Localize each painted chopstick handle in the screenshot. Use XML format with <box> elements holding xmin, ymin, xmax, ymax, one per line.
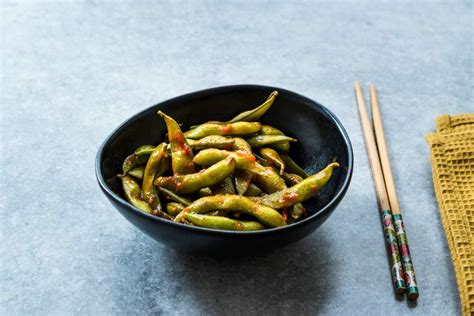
<box><xmin>393</xmin><ymin>214</ymin><xmax>419</xmax><ymax>300</ymax></box>
<box><xmin>382</xmin><ymin>209</ymin><xmax>406</xmax><ymax>294</ymax></box>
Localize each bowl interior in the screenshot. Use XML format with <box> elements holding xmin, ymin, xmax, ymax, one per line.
<box><xmin>99</xmin><ymin>85</ymin><xmax>352</xmax><ymax>223</ymax></box>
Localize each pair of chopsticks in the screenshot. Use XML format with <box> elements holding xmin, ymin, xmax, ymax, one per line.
<box><xmin>354</xmin><ymin>81</ymin><xmax>419</xmax><ymax>300</ymax></box>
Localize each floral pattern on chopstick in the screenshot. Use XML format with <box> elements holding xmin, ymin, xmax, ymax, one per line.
<box><xmin>393</xmin><ymin>214</ymin><xmax>419</xmax><ymax>299</ymax></box>
<box><xmin>382</xmin><ymin>209</ymin><xmax>406</xmax><ymax>293</ymax></box>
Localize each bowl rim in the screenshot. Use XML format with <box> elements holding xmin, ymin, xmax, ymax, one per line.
<box><xmin>95</xmin><ymin>84</ymin><xmax>353</xmax><ymax>236</ymax></box>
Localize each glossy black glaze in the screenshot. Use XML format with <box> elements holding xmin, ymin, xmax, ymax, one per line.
<box><xmin>96</xmin><ymin>85</ymin><xmax>353</xmax><ymax>255</ymax></box>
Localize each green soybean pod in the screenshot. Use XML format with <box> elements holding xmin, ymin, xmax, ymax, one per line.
<box><xmin>141</xmin><ymin>143</ymin><xmax>167</xmax><ymax>212</ymax></box>
<box><xmin>282</xmin><ymin>172</ymin><xmax>304</xmax><ymax>185</ymax></box>
<box><xmin>289</xmin><ymin>203</ymin><xmax>306</xmax><ymax>220</ymax></box>
<box><xmin>122</xmin><ymin>175</ymin><xmax>153</xmax><ymax>213</ymax></box>
<box><xmin>260</xmin><ymin>147</ymin><xmax>285</xmax><ymax>175</ymax></box>
<box><xmin>246</xmin><ymin>135</ymin><xmax>297</xmax><ymax>148</ymax></box>
<box><xmin>128</xmin><ymin>166</ymin><xmax>144</xmax><ymax>179</ymax></box>
<box><xmin>260</xmin><ymin>125</ymin><xmax>290</xmax><ymax>152</ymax></box>
<box><xmin>206</xmin><ymin>210</ymin><xmax>228</xmax><ymax>217</ymax></box>
<box><xmin>189</xmin><ymin>91</ymin><xmax>278</xmax><ymax>129</ymax></box>
<box><xmin>228</xmin><ymin>91</ymin><xmax>278</xmax><ymax>123</ymax></box>
<box><xmin>122</xmin><ymin>175</ymin><xmax>172</xmax><ymax>220</ymax></box>
<box><xmin>193</xmin><ymin>149</ymin><xmax>286</xmax><ymax>193</ymax></box>
<box><xmin>122</xmin><ymin>145</ymin><xmax>156</xmax><ymax>174</ymax></box>
<box><xmin>166</xmin><ymin>202</ymin><xmax>185</xmax><ymax>217</ymax></box>
<box><xmin>184</xmin><ymin>122</ymin><xmax>261</xmax><ymax>139</ymax></box>
<box><xmin>244</xmin><ymin>183</ymin><xmax>263</xmax><ymax>197</ymax></box>
<box><xmin>154</xmin><ymin>156</ymin><xmax>236</xmax><ymax>194</ymax></box>
<box><xmin>234</xmin><ymin>169</ymin><xmax>254</xmax><ymax>195</ymax></box>
<box><xmin>156</xmin><ymin>154</ymin><xmax>171</xmax><ymax>177</ymax></box>
<box><xmin>134</xmin><ymin>145</ymin><xmax>156</xmax><ymax>156</ymax></box>
<box><xmin>159</xmin><ymin>111</ymin><xmax>195</xmax><ymax>175</ymax></box>
<box><xmin>231</xmin><ymin>137</ymin><xmax>252</xmax><ymax>153</ymax></box>
<box><xmin>175</xmin><ymin>195</ymin><xmax>286</xmax><ymax>228</ymax></box>
<box><xmin>184</xmin><ymin>213</ymin><xmax>265</xmax><ymax>231</ymax></box>
<box><xmin>212</xmin><ymin>177</ymin><xmax>236</xmax><ymax>195</ymax></box>
<box><xmin>157</xmin><ymin>187</ymin><xmax>192</xmax><ymax>206</ymax></box>
<box><xmin>189</xmin><ymin>120</ymin><xmax>227</xmax><ymax>130</ymax></box>
<box><xmin>198</xmin><ymin>187</ymin><xmax>213</xmax><ymax>197</ymax></box>
<box><xmin>186</xmin><ymin>136</ymin><xmax>235</xmax><ymax>149</ymax></box>
<box><xmin>253</xmin><ymin>162</ymin><xmax>339</xmax><ymax>209</ymax></box>
<box><xmin>280</xmin><ymin>153</ymin><xmax>309</xmax><ymax>178</ymax></box>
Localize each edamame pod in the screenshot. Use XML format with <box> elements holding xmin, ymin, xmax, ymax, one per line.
<box><xmin>206</xmin><ymin>210</ymin><xmax>228</xmax><ymax>216</ymax></box>
<box><xmin>128</xmin><ymin>166</ymin><xmax>144</xmax><ymax>179</ymax></box>
<box><xmin>212</xmin><ymin>177</ymin><xmax>236</xmax><ymax>195</ymax></box>
<box><xmin>252</xmin><ymin>162</ymin><xmax>339</xmax><ymax>209</ymax></box>
<box><xmin>157</xmin><ymin>187</ymin><xmax>192</xmax><ymax>206</ymax></box>
<box><xmin>193</xmin><ymin>149</ymin><xmax>286</xmax><ymax>193</ymax></box>
<box><xmin>244</xmin><ymin>183</ymin><xmax>263</xmax><ymax>196</ymax></box>
<box><xmin>184</xmin><ymin>213</ymin><xmax>265</xmax><ymax>231</ymax></box>
<box><xmin>189</xmin><ymin>121</ymin><xmax>223</xmax><ymax>130</ymax></box>
<box><xmin>246</xmin><ymin>135</ymin><xmax>296</xmax><ymax>148</ymax></box>
<box><xmin>198</xmin><ymin>187</ymin><xmax>213</xmax><ymax>197</ymax></box>
<box><xmin>234</xmin><ymin>169</ymin><xmax>254</xmax><ymax>195</ymax></box>
<box><xmin>184</xmin><ymin>122</ymin><xmax>261</xmax><ymax>139</ymax></box>
<box><xmin>122</xmin><ymin>175</ymin><xmax>152</xmax><ymax>213</ymax></box>
<box><xmin>156</xmin><ymin>154</ymin><xmax>171</xmax><ymax>177</ymax></box>
<box><xmin>260</xmin><ymin>148</ymin><xmax>285</xmax><ymax>175</ymax></box>
<box><xmin>282</xmin><ymin>172</ymin><xmax>304</xmax><ymax>185</ymax></box>
<box><xmin>260</xmin><ymin>125</ymin><xmax>290</xmax><ymax>151</ymax></box>
<box><xmin>175</xmin><ymin>195</ymin><xmax>286</xmax><ymax>227</ymax></box>
<box><xmin>280</xmin><ymin>153</ymin><xmax>309</xmax><ymax>178</ymax></box>
<box><xmin>142</xmin><ymin>143</ymin><xmax>167</xmax><ymax>211</ymax></box>
<box><xmin>189</xmin><ymin>91</ymin><xmax>278</xmax><ymax>129</ymax></box>
<box><xmin>289</xmin><ymin>203</ymin><xmax>306</xmax><ymax>220</ymax></box>
<box><xmin>122</xmin><ymin>145</ymin><xmax>155</xmax><ymax>174</ymax></box>
<box><xmin>253</xmin><ymin>153</ymin><xmax>271</xmax><ymax>167</ymax></box>
<box><xmin>166</xmin><ymin>202</ymin><xmax>185</xmax><ymax>216</ymax></box>
<box><xmin>158</xmin><ymin>111</ymin><xmax>195</xmax><ymax>175</ymax></box>
<box><xmin>186</xmin><ymin>135</ymin><xmax>235</xmax><ymax>149</ymax></box>
<box><xmin>121</xmin><ymin>175</ymin><xmax>172</xmax><ymax>219</ymax></box>
<box><xmin>231</xmin><ymin>137</ymin><xmax>252</xmax><ymax>153</ymax></box>
<box><xmin>134</xmin><ymin>145</ymin><xmax>156</xmax><ymax>156</ymax></box>
<box><xmin>228</xmin><ymin>91</ymin><xmax>278</xmax><ymax>123</ymax></box>
<box><xmin>154</xmin><ymin>156</ymin><xmax>236</xmax><ymax>194</ymax></box>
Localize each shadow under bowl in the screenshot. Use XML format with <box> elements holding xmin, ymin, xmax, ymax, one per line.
<box><xmin>96</xmin><ymin>84</ymin><xmax>353</xmax><ymax>255</ymax></box>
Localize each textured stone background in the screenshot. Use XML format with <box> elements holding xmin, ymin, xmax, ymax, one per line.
<box><xmin>2</xmin><ymin>1</ymin><xmax>472</xmax><ymax>315</ymax></box>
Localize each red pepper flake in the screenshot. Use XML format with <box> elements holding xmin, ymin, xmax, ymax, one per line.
<box><xmin>236</xmin><ymin>151</ymin><xmax>256</xmax><ymax>162</ymax></box>
<box><xmin>180</xmin><ymin>144</ymin><xmax>191</xmax><ymax>156</ymax></box>
<box><xmin>221</xmin><ymin>125</ymin><xmax>232</xmax><ymax>134</ymax></box>
<box><xmin>175</xmin><ymin>133</ymin><xmax>185</xmax><ymax>144</ymax></box>
<box><xmin>282</xmin><ymin>209</ymin><xmax>288</xmax><ymax>222</ymax></box>
<box><xmin>286</xmin><ymin>192</ymin><xmax>298</xmax><ymax>200</ymax></box>
<box><xmin>279</xmin><ymin>191</ymin><xmax>299</xmax><ymax>205</ymax></box>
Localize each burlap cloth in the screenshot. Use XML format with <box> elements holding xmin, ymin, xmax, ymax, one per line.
<box><xmin>426</xmin><ymin>114</ymin><xmax>474</xmax><ymax>315</ymax></box>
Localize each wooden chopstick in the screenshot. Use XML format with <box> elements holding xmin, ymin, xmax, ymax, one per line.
<box><xmin>370</xmin><ymin>85</ymin><xmax>419</xmax><ymax>300</ymax></box>
<box><xmin>354</xmin><ymin>81</ymin><xmax>406</xmax><ymax>295</ymax></box>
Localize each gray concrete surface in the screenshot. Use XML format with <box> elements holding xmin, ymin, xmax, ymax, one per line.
<box><xmin>2</xmin><ymin>1</ymin><xmax>472</xmax><ymax>315</ymax></box>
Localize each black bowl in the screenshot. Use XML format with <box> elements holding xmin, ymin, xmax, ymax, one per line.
<box><xmin>96</xmin><ymin>85</ymin><xmax>353</xmax><ymax>255</ymax></box>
